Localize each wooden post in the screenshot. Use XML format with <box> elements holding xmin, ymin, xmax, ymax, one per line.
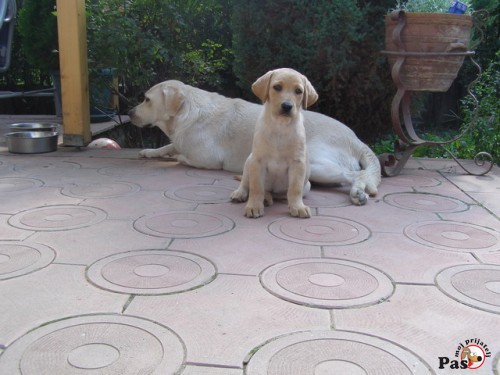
<box><xmin>56</xmin><ymin>0</ymin><xmax>91</xmax><ymax>146</ymax></box>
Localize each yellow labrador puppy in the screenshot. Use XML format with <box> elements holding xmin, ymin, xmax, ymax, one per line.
<box><xmin>231</xmin><ymin>68</ymin><xmax>318</xmax><ymax>218</ymax></box>
<box><xmin>128</xmin><ymin>80</ymin><xmax>381</xmax><ymax>206</ymax></box>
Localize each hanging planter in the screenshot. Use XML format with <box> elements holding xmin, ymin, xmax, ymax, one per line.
<box><xmin>384</xmin><ymin>11</ymin><xmax>473</xmax><ymax>92</ymax></box>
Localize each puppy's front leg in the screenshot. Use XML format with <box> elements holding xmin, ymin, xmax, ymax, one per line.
<box><xmin>231</xmin><ymin>159</ymin><xmax>251</xmax><ymax>203</ymax></box>
<box><xmin>287</xmin><ymin>161</ymin><xmax>311</xmax><ymax>218</ymax></box>
<box><xmin>244</xmin><ymin>159</ymin><xmax>266</xmax><ymax>218</ymax></box>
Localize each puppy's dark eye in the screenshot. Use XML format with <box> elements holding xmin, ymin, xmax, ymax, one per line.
<box><xmin>295</xmin><ymin>88</ymin><xmax>303</xmax><ymax>95</ymax></box>
<box><xmin>144</xmin><ymin>97</ymin><xmax>151</xmax><ymax>103</ymax></box>
<box><xmin>273</xmin><ymin>84</ymin><xmax>282</xmax><ymax>92</ymax></box>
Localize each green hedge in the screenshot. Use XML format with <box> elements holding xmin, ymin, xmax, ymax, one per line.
<box><xmin>232</xmin><ymin>0</ymin><xmax>395</xmax><ymax>143</ymax></box>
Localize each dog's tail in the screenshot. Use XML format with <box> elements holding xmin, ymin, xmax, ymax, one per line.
<box><xmin>348</xmin><ymin>143</ymin><xmax>381</xmax><ymax>205</ymax></box>
<box><xmin>358</xmin><ymin>143</ymin><xmax>381</xmax><ymax>196</ymax></box>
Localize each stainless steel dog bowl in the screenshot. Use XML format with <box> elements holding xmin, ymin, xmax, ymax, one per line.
<box><xmin>9</xmin><ymin>122</ymin><xmax>59</xmax><ymax>133</ymax></box>
<box><xmin>5</xmin><ymin>131</ymin><xmax>58</xmax><ymax>154</ymax></box>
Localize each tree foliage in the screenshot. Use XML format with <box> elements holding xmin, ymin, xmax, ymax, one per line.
<box><xmin>86</xmin><ymin>0</ymin><xmax>235</xmax><ymax>99</ymax></box>
<box><xmin>232</xmin><ymin>0</ymin><xmax>395</xmax><ymax>142</ymax></box>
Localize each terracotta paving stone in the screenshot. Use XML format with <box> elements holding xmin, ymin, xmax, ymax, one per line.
<box><xmin>171</xmin><ymin>225</ymin><xmax>321</xmax><ymax>276</ymax></box>
<box><xmin>0</xmin><ymin>215</ymin><xmax>32</xmax><ymax>241</ymax></box>
<box><xmin>182</xmin><ymin>366</ymin><xmax>242</xmax><ymax>374</ymax></box>
<box><xmin>126</xmin><ymin>275</ymin><xmax>330</xmax><ymax>368</ymax></box>
<box><xmin>323</xmin><ymin>232</ymin><xmax>478</xmax><ymax>284</ymax></box>
<box><xmin>0</xmin><ymin>264</ymin><xmax>128</xmax><ymax>346</ymax></box>
<box><xmin>28</xmin><ymin>220</ymin><xmax>170</xmax><ymax>265</ymax></box>
<box><xmin>0</xmin><ymin>150</ymin><xmax>498</xmax><ymax>374</ymax></box>
<box><xmin>0</xmin><ymin>185</ymin><xmax>81</xmax><ymax>214</ymax></box>
<box><xmin>334</xmin><ymin>285</ymin><xmax>500</xmax><ymax>375</ymax></box>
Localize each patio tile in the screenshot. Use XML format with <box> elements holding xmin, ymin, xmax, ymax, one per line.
<box><xmin>182</xmin><ymin>365</ymin><xmax>242</xmax><ymax>374</ymax></box>
<box><xmin>439</xmin><ymin>204</ymin><xmax>500</xmax><ymax>231</ymax></box>
<box><xmin>0</xmin><ymin>314</ymin><xmax>185</xmax><ymax>374</ymax></box>
<box><xmin>318</xmin><ymin>198</ymin><xmax>438</xmax><ymax>234</ymax></box>
<box><xmin>126</xmin><ymin>274</ymin><xmax>331</xmax><ymax>368</ymax></box>
<box><xmin>0</xmin><ymin>149</ymin><xmax>498</xmax><ymax>373</ymax></box>
<box><xmin>28</xmin><ymin>220</ymin><xmax>170</xmax><ymax>265</ymax></box>
<box><xmin>323</xmin><ymin>232</ymin><xmax>478</xmax><ymax>284</ymax></box>
<box><xmin>0</xmin><ymin>215</ymin><xmax>31</xmax><ymax>241</ymax></box>
<box><xmin>0</xmin><ymin>185</ymin><xmax>81</xmax><ymax>214</ymax></box>
<box><xmin>444</xmin><ymin>167</ymin><xmax>500</xmax><ymax>194</ymax></box>
<box><xmin>244</xmin><ymin>330</ymin><xmax>433</xmax><ymax>374</ymax></box>
<box><xmin>0</xmin><ymin>264</ymin><xmax>128</xmax><ymax>346</ymax></box>
<box><xmin>334</xmin><ymin>284</ymin><xmax>500</xmax><ymax>375</ymax></box>
<box><xmin>82</xmin><ymin>191</ymin><xmax>196</xmax><ymax>220</ymax></box>
<box><xmin>171</xmin><ymin>225</ymin><xmax>321</xmax><ymax>276</ymax></box>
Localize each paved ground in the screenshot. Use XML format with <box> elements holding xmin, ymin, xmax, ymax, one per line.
<box><xmin>0</xmin><ymin>147</ymin><xmax>498</xmax><ymax>374</ymax></box>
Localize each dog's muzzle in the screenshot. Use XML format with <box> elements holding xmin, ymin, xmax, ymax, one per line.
<box><xmin>280</xmin><ymin>101</ymin><xmax>293</xmax><ymax>115</ymax></box>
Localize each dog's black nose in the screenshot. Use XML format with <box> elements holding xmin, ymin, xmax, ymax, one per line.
<box><xmin>281</xmin><ymin>101</ymin><xmax>293</xmax><ymax>112</ymax></box>
<box><xmin>128</xmin><ymin>108</ymin><xmax>135</xmax><ymax>117</ymax></box>
<box><xmin>477</xmin><ymin>356</ymin><xmax>482</xmax><ymax>361</ymax></box>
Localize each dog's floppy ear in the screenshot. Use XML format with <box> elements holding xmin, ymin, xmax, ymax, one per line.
<box><xmin>252</xmin><ymin>70</ymin><xmax>274</xmax><ymax>103</ymax></box>
<box><xmin>163</xmin><ymin>86</ymin><xmax>184</xmax><ymax>116</ymax></box>
<box><xmin>302</xmin><ymin>76</ymin><xmax>318</xmax><ymax>109</ymax></box>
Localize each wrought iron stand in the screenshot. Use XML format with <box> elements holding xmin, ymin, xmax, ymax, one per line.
<box><xmin>379</xmin><ymin>11</ymin><xmax>493</xmax><ymax>177</ymax></box>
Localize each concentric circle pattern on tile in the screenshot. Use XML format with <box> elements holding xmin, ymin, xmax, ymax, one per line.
<box><xmin>98</xmin><ymin>165</ymin><xmax>162</xmax><ymax>177</ymax></box>
<box><xmin>436</xmin><ymin>264</ymin><xmax>500</xmax><ymax>314</ymax></box>
<box><xmin>185</xmin><ymin>168</ymin><xmax>234</xmax><ymax>180</ymax></box>
<box><xmin>0</xmin><ymin>315</ymin><xmax>185</xmax><ymax>374</ymax></box>
<box><xmin>62</xmin><ymin>182</ymin><xmax>140</xmax><ymax>199</ymax></box>
<box><xmin>405</xmin><ymin>220</ymin><xmax>500</xmax><ymax>253</ymax></box>
<box><xmin>245</xmin><ymin>331</ymin><xmax>431</xmax><ymax>374</ymax></box>
<box><xmin>260</xmin><ymin>258</ymin><xmax>394</xmax><ymax>308</ymax></box>
<box><xmin>8</xmin><ymin>205</ymin><xmax>107</xmax><ymax>231</ymax></box>
<box><xmin>87</xmin><ymin>250</ymin><xmax>216</xmax><ymax>295</ymax></box>
<box><xmin>268</xmin><ymin>216</ymin><xmax>370</xmax><ymax>246</ymax></box>
<box><xmin>384</xmin><ymin>193</ymin><xmax>468</xmax><ymax>213</ymax></box>
<box><xmin>12</xmin><ymin>160</ymin><xmax>81</xmax><ymax>173</ymax></box>
<box><xmin>303</xmin><ymin>190</ymin><xmax>350</xmax><ymax>208</ymax></box>
<box><xmin>383</xmin><ymin>175</ymin><xmax>440</xmax><ymax>187</ymax></box>
<box><xmin>0</xmin><ymin>178</ymin><xmax>44</xmax><ymax>193</ymax></box>
<box><xmin>0</xmin><ymin>242</ymin><xmax>55</xmax><ymax>280</ymax></box>
<box><xmin>165</xmin><ymin>185</ymin><xmax>233</xmax><ymax>203</ymax></box>
<box><xmin>134</xmin><ymin>211</ymin><xmax>234</xmax><ymax>238</ymax></box>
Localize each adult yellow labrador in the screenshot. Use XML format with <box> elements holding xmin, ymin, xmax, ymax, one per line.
<box><xmin>128</xmin><ymin>78</ymin><xmax>381</xmax><ymax>205</ymax></box>
<box><xmin>231</xmin><ymin>68</ymin><xmax>317</xmax><ymax>218</ymax></box>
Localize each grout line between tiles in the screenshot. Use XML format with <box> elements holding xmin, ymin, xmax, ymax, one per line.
<box><xmin>218</xmin><ymin>272</ymin><xmax>258</xmax><ymax>278</ymax></box>
<box><xmin>121</xmin><ymin>295</ymin><xmax>135</xmax><ymax>314</ymax></box>
<box><xmin>438</xmin><ymin>170</ymin><xmax>500</xmax><ymax>221</ymax></box>
<box><xmin>394</xmin><ymin>282</ymin><xmax>435</xmax><ymax>286</ymax></box>
<box><xmin>185</xmin><ymin>362</ymin><xmax>242</xmax><ymax>370</ymax></box>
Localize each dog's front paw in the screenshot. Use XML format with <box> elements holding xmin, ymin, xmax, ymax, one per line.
<box><xmin>350</xmin><ymin>188</ymin><xmax>368</xmax><ymax>206</ymax></box>
<box><xmin>244</xmin><ymin>202</ymin><xmax>264</xmax><ymax>218</ymax></box>
<box><xmin>230</xmin><ymin>188</ymin><xmax>248</xmax><ymax>202</ymax></box>
<box><xmin>289</xmin><ymin>204</ymin><xmax>311</xmax><ymax>218</ymax></box>
<box><xmin>139</xmin><ymin>149</ymin><xmax>161</xmax><ymax>158</ymax></box>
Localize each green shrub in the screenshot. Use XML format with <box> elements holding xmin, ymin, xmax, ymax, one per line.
<box><xmin>17</xmin><ymin>0</ymin><xmax>59</xmax><ymax>72</ymax></box>
<box><xmin>86</xmin><ymin>0</ymin><xmax>235</xmax><ymax>100</ymax></box>
<box><xmin>372</xmin><ymin>52</ymin><xmax>499</xmax><ymax>165</ymax></box>
<box><xmin>454</xmin><ymin>52</ymin><xmax>499</xmax><ymax>164</ymax></box>
<box><xmin>232</xmin><ymin>0</ymin><xmax>395</xmax><ymax>143</ymax></box>
<box><xmin>392</xmin><ymin>0</ymin><xmax>473</xmax><ymax>13</ymax></box>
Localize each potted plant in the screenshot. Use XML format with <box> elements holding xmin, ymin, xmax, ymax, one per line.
<box><xmin>384</xmin><ymin>0</ymin><xmax>474</xmax><ymax>92</ymax></box>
